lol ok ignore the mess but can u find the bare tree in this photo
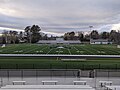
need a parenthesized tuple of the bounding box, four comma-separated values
(2, 30, 9, 44)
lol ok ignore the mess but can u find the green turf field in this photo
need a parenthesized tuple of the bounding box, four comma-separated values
(0, 44, 120, 70)
(0, 44, 120, 55)
(0, 57, 120, 70)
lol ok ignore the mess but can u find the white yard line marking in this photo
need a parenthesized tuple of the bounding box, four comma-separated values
(73, 46, 83, 54)
(73, 46, 79, 51)
(58, 48, 61, 55)
(63, 45, 71, 55)
(100, 47, 118, 54)
(24, 45, 48, 54)
(67, 48, 71, 55)
(47, 48, 53, 54)
(75, 46, 95, 54)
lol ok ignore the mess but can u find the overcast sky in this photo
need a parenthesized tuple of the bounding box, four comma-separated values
(0, 0, 120, 36)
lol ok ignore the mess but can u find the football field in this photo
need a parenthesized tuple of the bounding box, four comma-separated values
(0, 44, 120, 70)
(0, 44, 120, 55)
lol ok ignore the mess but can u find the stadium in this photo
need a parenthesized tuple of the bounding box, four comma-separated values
(0, 0, 120, 90)
(1, 35, 120, 90)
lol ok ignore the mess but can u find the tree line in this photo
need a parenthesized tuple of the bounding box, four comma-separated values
(64, 30, 120, 44)
(0, 25, 41, 44)
(0, 25, 120, 44)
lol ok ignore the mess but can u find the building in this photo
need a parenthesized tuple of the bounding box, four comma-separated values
(90, 39, 112, 44)
(37, 38, 81, 44)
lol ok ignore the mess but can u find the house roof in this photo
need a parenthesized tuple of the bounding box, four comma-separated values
(90, 39, 108, 42)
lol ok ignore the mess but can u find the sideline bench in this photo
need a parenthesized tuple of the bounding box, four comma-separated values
(12, 81, 26, 85)
(99, 81, 112, 87)
(41, 81, 58, 85)
(73, 81, 87, 85)
(106, 85, 120, 90)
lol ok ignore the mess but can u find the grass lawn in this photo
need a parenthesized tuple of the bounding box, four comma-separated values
(0, 57, 120, 70)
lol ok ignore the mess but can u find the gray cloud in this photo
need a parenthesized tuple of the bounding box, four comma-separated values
(0, 0, 120, 35)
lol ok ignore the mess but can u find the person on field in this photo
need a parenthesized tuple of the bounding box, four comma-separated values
(77, 70, 81, 78)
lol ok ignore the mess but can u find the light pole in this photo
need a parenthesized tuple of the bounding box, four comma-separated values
(29, 31, 32, 44)
(89, 26, 93, 39)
